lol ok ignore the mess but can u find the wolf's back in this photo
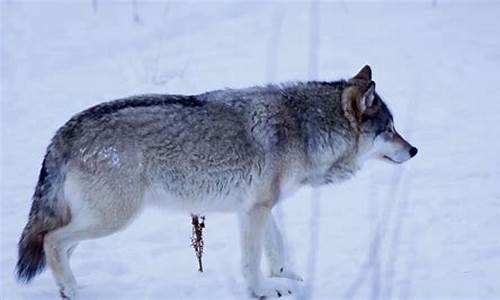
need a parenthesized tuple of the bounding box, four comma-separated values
(16, 143, 70, 282)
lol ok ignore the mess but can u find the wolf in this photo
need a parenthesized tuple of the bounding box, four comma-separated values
(16, 65, 417, 298)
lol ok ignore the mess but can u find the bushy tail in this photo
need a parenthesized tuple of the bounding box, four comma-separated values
(16, 147, 69, 283)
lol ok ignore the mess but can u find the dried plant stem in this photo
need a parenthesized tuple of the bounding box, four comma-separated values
(190, 214, 205, 272)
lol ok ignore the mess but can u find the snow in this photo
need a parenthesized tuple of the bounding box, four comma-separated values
(1, 1, 500, 299)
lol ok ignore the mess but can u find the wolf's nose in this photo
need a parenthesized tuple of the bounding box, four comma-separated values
(409, 147, 418, 157)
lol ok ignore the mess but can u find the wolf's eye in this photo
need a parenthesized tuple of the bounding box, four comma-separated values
(373, 127, 385, 137)
(384, 124, 396, 137)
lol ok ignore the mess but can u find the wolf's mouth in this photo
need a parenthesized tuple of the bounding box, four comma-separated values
(382, 155, 403, 164)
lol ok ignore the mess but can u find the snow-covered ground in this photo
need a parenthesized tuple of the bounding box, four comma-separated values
(1, 1, 500, 299)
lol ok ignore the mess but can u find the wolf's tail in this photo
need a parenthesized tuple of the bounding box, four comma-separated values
(16, 144, 70, 283)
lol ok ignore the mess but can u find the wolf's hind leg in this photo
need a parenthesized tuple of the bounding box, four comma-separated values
(45, 175, 144, 299)
(44, 229, 78, 299)
(45, 206, 140, 299)
(264, 214, 303, 281)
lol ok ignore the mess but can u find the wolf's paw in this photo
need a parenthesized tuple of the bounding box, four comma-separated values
(59, 285, 77, 299)
(249, 278, 294, 298)
(270, 268, 303, 281)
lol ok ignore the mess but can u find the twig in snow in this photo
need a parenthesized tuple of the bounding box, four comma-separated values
(190, 214, 205, 272)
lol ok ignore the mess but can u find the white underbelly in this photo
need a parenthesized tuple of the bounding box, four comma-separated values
(144, 183, 247, 213)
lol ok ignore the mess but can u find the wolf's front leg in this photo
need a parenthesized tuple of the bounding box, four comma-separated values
(239, 205, 293, 298)
(264, 214, 303, 281)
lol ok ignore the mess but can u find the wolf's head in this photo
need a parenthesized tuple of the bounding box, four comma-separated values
(343, 65, 417, 164)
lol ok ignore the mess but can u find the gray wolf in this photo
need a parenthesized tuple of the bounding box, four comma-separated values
(16, 65, 417, 298)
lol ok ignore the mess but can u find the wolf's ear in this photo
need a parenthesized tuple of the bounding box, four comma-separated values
(357, 81, 376, 114)
(349, 65, 372, 91)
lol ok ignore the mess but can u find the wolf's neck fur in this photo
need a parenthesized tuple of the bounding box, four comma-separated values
(254, 81, 361, 186)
